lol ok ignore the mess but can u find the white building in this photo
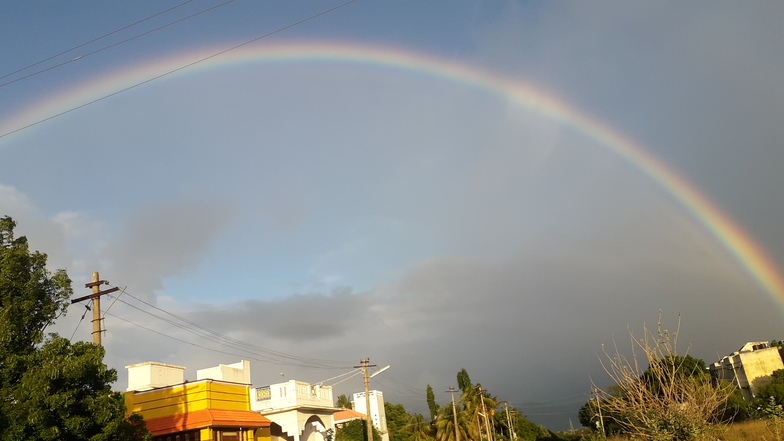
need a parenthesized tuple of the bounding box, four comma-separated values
(710, 341, 784, 401)
(352, 390, 388, 441)
(251, 380, 338, 441)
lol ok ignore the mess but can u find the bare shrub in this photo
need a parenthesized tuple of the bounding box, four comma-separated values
(594, 314, 734, 441)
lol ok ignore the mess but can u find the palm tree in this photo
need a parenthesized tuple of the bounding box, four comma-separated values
(336, 394, 352, 409)
(459, 384, 497, 441)
(435, 402, 471, 441)
(405, 413, 435, 441)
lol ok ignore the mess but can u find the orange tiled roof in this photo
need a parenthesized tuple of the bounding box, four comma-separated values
(334, 409, 366, 423)
(144, 409, 271, 435)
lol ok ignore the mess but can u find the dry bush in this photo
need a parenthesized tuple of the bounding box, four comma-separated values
(594, 315, 734, 441)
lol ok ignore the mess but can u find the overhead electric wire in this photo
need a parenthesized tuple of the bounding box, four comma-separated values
(103, 310, 323, 369)
(321, 370, 363, 387)
(317, 369, 362, 386)
(109, 285, 351, 368)
(107, 295, 341, 369)
(100, 286, 355, 370)
(0, 0, 361, 141)
(372, 374, 423, 398)
(1, 0, 200, 81)
(0, 0, 239, 88)
(509, 393, 591, 408)
(69, 303, 92, 341)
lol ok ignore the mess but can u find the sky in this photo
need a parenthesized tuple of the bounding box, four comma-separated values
(1, 0, 783, 432)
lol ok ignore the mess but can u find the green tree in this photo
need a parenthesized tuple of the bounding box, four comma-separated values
(427, 385, 440, 421)
(0, 216, 150, 441)
(640, 354, 709, 396)
(457, 369, 472, 393)
(335, 419, 382, 441)
(338, 394, 353, 409)
(385, 402, 412, 441)
(756, 369, 784, 406)
(577, 395, 622, 435)
(403, 413, 434, 441)
(460, 384, 497, 441)
(493, 405, 539, 441)
(435, 403, 470, 441)
(717, 385, 750, 423)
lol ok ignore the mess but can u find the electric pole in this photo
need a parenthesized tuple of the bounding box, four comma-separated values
(446, 387, 460, 441)
(355, 358, 377, 441)
(70, 272, 118, 346)
(477, 385, 494, 441)
(502, 401, 515, 440)
(593, 387, 606, 439)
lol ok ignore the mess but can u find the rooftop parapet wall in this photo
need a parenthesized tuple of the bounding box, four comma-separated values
(251, 380, 334, 412)
(197, 360, 251, 384)
(126, 362, 186, 392)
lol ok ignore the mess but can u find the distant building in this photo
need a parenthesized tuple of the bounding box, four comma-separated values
(710, 341, 784, 401)
(352, 390, 388, 441)
(333, 408, 367, 429)
(250, 380, 338, 441)
(124, 360, 271, 441)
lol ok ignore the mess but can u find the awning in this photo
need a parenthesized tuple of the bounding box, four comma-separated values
(144, 409, 271, 436)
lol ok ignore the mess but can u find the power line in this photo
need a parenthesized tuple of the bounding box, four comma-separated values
(69, 303, 92, 341)
(372, 374, 423, 397)
(1, 0, 200, 81)
(110, 286, 349, 368)
(107, 306, 353, 370)
(0, 0, 361, 141)
(106, 310, 268, 362)
(0, 0, 239, 88)
(99, 286, 353, 370)
(508, 394, 591, 409)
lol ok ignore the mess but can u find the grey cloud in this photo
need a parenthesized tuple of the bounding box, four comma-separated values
(102, 200, 236, 302)
(94, 225, 783, 428)
(193, 286, 378, 341)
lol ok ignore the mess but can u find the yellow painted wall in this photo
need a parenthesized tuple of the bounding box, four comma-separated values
(125, 380, 251, 420)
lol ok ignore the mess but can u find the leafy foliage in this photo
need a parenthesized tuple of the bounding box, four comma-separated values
(457, 369, 472, 393)
(403, 413, 434, 441)
(427, 385, 440, 420)
(756, 369, 784, 407)
(0, 216, 150, 441)
(335, 418, 382, 441)
(386, 402, 413, 441)
(338, 394, 354, 409)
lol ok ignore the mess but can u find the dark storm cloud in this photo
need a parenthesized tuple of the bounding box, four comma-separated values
(191, 286, 378, 341)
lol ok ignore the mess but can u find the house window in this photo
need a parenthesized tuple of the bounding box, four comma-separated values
(256, 386, 271, 401)
(216, 430, 240, 441)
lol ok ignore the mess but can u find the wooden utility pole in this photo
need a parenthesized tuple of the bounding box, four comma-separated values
(70, 272, 118, 346)
(446, 387, 460, 441)
(355, 358, 377, 441)
(477, 385, 494, 441)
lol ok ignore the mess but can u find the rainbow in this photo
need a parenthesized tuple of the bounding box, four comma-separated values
(3, 40, 783, 304)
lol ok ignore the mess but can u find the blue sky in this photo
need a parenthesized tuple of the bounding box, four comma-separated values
(2, 0, 784, 431)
